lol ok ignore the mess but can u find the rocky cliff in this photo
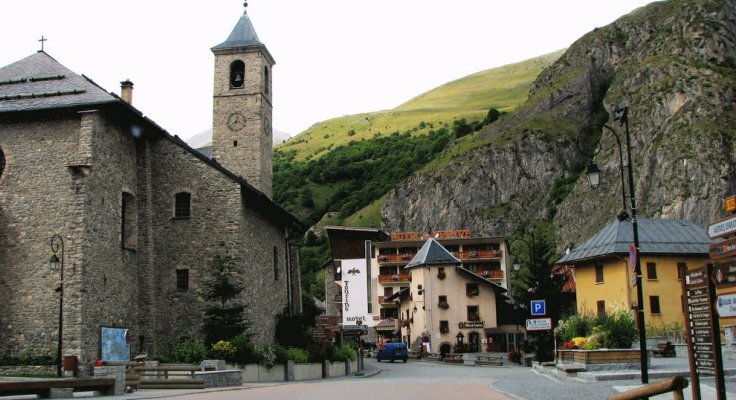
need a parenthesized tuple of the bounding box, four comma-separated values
(382, 0, 736, 248)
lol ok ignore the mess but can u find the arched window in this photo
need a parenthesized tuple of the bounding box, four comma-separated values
(264, 66, 270, 95)
(0, 147, 5, 179)
(230, 60, 245, 89)
(174, 192, 191, 218)
(121, 192, 137, 249)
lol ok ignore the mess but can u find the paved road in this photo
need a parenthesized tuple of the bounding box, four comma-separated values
(51, 356, 736, 400)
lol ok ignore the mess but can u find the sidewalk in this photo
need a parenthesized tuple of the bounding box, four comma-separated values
(534, 352, 736, 382)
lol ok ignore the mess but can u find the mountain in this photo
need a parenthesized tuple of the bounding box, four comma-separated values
(277, 51, 563, 162)
(185, 127, 291, 148)
(380, 0, 736, 248)
(273, 52, 563, 225)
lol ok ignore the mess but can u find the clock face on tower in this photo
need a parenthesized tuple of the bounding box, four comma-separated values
(227, 112, 246, 131)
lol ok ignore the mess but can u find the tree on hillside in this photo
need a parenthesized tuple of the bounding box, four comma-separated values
(509, 222, 569, 361)
(201, 254, 250, 346)
(485, 108, 502, 124)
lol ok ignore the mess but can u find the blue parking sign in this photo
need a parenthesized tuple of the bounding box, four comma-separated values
(531, 300, 546, 316)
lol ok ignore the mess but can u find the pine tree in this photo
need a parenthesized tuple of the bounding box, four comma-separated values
(201, 254, 249, 346)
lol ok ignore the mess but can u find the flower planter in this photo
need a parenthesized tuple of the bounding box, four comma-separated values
(557, 349, 648, 371)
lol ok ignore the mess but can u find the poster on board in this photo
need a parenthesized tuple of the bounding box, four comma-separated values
(100, 327, 131, 362)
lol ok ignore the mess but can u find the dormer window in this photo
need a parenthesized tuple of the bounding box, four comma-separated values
(230, 60, 245, 89)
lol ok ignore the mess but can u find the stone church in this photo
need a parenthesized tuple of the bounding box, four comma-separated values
(0, 7, 301, 372)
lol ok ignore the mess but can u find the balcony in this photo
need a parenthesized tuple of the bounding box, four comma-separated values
(453, 249, 502, 260)
(480, 270, 504, 280)
(378, 274, 411, 284)
(377, 253, 416, 265)
(378, 296, 399, 306)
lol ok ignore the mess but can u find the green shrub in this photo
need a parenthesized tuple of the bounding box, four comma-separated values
(555, 313, 594, 342)
(600, 307, 637, 349)
(169, 338, 206, 364)
(210, 340, 236, 362)
(230, 335, 257, 365)
(332, 345, 357, 361)
(286, 347, 309, 363)
(0, 353, 56, 366)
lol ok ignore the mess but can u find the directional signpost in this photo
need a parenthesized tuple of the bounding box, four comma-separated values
(682, 265, 726, 400)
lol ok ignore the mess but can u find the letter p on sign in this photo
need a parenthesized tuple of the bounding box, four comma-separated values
(531, 300, 546, 316)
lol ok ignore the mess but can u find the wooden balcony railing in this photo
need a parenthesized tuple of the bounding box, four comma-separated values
(377, 253, 416, 264)
(378, 274, 411, 283)
(378, 296, 399, 305)
(453, 249, 502, 260)
(481, 270, 504, 280)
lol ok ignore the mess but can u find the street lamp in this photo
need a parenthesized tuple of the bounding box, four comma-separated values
(49, 234, 64, 377)
(576, 102, 648, 384)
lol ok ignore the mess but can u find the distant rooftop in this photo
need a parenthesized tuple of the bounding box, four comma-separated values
(405, 238, 461, 269)
(557, 218, 711, 264)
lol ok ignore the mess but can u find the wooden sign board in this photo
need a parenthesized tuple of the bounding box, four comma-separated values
(710, 238, 736, 261)
(725, 195, 736, 213)
(708, 214, 736, 239)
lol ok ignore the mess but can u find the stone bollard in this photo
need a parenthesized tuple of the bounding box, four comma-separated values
(93, 365, 125, 395)
(286, 360, 295, 381)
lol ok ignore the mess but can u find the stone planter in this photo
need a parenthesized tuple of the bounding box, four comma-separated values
(557, 349, 648, 371)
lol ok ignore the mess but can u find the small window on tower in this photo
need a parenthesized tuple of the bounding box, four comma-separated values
(264, 66, 270, 94)
(0, 147, 5, 179)
(230, 60, 245, 89)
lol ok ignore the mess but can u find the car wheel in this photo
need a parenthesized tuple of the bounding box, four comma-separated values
(390, 358, 394, 363)
(403, 358, 407, 363)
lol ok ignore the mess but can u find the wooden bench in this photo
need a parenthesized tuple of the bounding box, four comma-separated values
(475, 354, 503, 366)
(135, 365, 205, 389)
(0, 378, 116, 398)
(651, 341, 676, 358)
(443, 353, 463, 363)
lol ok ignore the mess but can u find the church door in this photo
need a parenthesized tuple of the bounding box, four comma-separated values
(469, 331, 480, 353)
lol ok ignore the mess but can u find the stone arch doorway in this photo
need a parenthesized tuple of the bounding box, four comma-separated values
(469, 331, 481, 353)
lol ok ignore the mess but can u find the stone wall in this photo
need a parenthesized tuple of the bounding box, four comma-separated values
(0, 365, 56, 376)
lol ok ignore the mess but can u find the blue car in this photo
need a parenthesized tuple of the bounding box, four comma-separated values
(376, 342, 408, 363)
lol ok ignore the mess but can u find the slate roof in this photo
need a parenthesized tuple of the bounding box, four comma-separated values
(405, 238, 461, 269)
(556, 218, 711, 264)
(212, 12, 264, 50)
(0, 52, 116, 113)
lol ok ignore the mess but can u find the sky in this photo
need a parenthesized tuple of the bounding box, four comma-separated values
(1, 0, 657, 141)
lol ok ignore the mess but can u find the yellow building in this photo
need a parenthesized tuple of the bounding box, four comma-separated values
(556, 218, 711, 330)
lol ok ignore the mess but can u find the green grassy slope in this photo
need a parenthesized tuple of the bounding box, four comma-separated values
(277, 50, 564, 162)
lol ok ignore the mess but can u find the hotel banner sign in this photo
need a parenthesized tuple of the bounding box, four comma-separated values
(340, 258, 375, 328)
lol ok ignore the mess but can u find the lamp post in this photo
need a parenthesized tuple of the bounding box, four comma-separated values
(576, 102, 647, 384)
(49, 234, 64, 377)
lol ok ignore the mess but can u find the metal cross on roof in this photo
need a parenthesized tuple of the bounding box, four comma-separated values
(38, 35, 47, 51)
(243, 1, 248, 14)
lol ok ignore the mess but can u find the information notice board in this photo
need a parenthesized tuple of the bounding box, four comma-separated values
(682, 265, 726, 400)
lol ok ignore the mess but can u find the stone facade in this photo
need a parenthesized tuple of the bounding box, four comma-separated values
(0, 8, 300, 376)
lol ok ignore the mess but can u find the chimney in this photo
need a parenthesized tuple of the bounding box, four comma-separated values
(120, 80, 134, 104)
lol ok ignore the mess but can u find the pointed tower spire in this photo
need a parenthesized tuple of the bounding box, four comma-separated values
(243, 1, 248, 15)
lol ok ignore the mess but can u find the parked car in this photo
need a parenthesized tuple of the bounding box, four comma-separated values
(376, 342, 408, 363)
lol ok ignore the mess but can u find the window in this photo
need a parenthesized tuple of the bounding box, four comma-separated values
(230, 60, 245, 88)
(466, 283, 479, 297)
(0, 147, 5, 179)
(174, 192, 191, 218)
(595, 264, 604, 283)
(650, 296, 661, 314)
(121, 192, 137, 249)
(264, 66, 270, 94)
(273, 246, 279, 280)
(597, 300, 606, 317)
(439, 320, 449, 334)
(176, 269, 189, 292)
(384, 287, 394, 297)
(646, 262, 657, 280)
(677, 262, 687, 280)
(467, 306, 480, 321)
(438, 295, 448, 309)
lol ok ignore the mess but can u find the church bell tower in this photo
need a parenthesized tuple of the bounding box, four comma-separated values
(211, 2, 274, 197)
